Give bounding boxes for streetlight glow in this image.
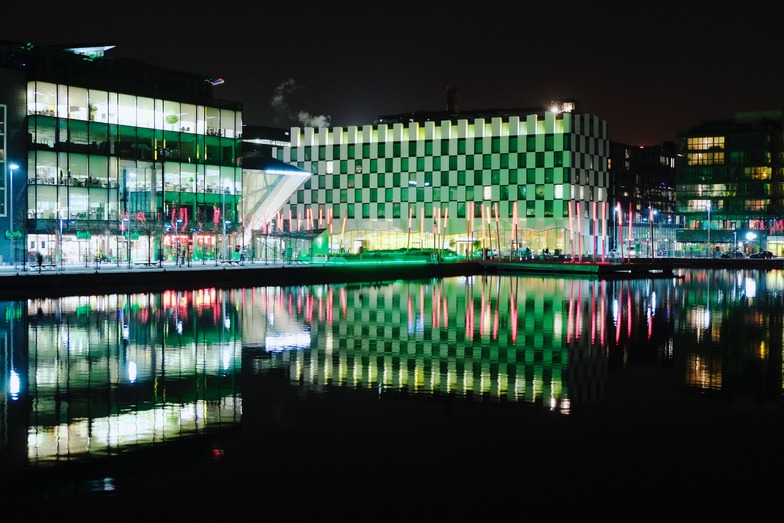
[707,201,711,257]
[8,163,18,268]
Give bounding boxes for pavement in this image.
[0,258,480,299]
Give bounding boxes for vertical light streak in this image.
[576,201,582,261]
[628,202,633,260]
[592,201,597,260]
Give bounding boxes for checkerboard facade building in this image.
[275,103,611,256]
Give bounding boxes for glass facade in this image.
[675,111,784,256]
[24,81,243,265]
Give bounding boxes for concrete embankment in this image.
[0,261,484,300]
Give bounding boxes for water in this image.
[1,269,783,517]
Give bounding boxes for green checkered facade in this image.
[276,110,610,254]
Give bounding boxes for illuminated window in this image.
[687,136,725,151]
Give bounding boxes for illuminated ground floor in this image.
[16,225,782,268]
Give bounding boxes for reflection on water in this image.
[1,269,783,474]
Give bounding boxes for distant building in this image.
[608,142,677,256]
[275,98,613,258]
[675,111,784,256]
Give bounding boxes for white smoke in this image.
[271,78,331,128]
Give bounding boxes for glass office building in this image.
[0,41,244,266]
[675,111,784,256]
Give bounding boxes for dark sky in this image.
[6,3,784,145]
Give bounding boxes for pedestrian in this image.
[36,252,43,272]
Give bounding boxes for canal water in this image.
[1,268,783,517]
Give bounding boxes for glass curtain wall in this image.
[25,82,242,265]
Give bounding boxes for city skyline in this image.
[5,3,784,146]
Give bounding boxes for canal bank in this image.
[1,256,782,300]
[0,260,484,300]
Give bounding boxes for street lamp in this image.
[8,163,18,269]
[648,206,656,258]
[222,181,231,260]
[746,231,757,254]
[706,201,711,257]
[123,215,131,268]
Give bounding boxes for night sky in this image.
[5,3,784,146]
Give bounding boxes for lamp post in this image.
[707,201,711,258]
[123,216,130,268]
[8,163,17,268]
[649,206,655,259]
[746,231,757,255]
[222,181,231,261]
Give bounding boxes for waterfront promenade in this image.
[0,255,781,300]
[0,258,482,300]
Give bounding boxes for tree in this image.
[135,212,166,264]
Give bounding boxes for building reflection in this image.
[1,269,782,470]
[673,269,784,399]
